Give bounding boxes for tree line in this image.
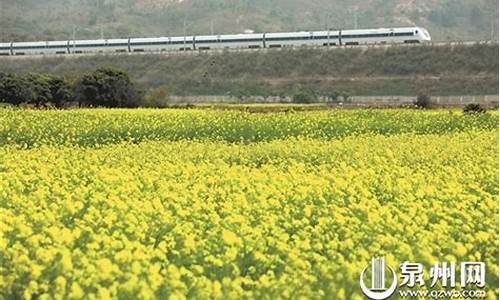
[0,68,142,108]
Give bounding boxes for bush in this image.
[0,73,73,108]
[0,69,143,108]
[463,103,486,114]
[24,73,52,107]
[292,88,317,104]
[47,76,73,108]
[414,94,431,109]
[340,91,351,103]
[143,86,170,108]
[0,73,35,106]
[327,91,341,103]
[74,68,142,108]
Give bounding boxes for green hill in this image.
[0,0,497,42]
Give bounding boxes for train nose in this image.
[422,29,432,41]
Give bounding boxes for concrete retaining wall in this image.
[168,95,499,107]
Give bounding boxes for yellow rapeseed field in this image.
[0,108,498,299]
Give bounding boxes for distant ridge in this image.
[0,0,497,42]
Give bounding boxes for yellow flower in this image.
[69,282,84,299]
[183,234,196,250]
[97,287,112,300]
[0,109,497,299]
[222,230,241,246]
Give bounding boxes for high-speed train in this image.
[0,27,431,56]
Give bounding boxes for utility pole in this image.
[354,6,358,29]
[491,9,498,41]
[210,20,214,35]
[348,6,358,29]
[183,16,187,52]
[72,25,76,52]
[326,13,332,46]
[0,1,4,42]
[491,18,494,41]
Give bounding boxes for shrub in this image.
[0,73,75,108]
[292,88,317,104]
[414,94,431,109]
[0,73,35,106]
[340,91,351,103]
[0,70,145,108]
[143,86,170,108]
[74,68,142,108]
[47,76,73,108]
[463,103,486,114]
[24,73,52,107]
[327,91,341,103]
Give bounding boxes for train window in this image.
[222,38,261,43]
[197,40,218,43]
[76,44,105,47]
[14,45,46,49]
[171,41,192,45]
[342,33,391,38]
[266,36,309,41]
[130,41,167,46]
[394,32,414,37]
[313,36,339,39]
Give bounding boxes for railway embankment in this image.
[0,43,497,100]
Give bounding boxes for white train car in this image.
[105,39,130,53]
[12,41,48,55]
[0,42,11,56]
[194,35,221,50]
[265,31,313,48]
[46,41,69,54]
[340,27,430,45]
[219,33,265,49]
[129,37,169,52]
[12,41,68,55]
[170,36,195,51]
[70,39,107,54]
[70,39,128,54]
[311,30,341,46]
[0,27,432,56]
[129,37,195,52]
[415,27,431,42]
[195,34,267,50]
